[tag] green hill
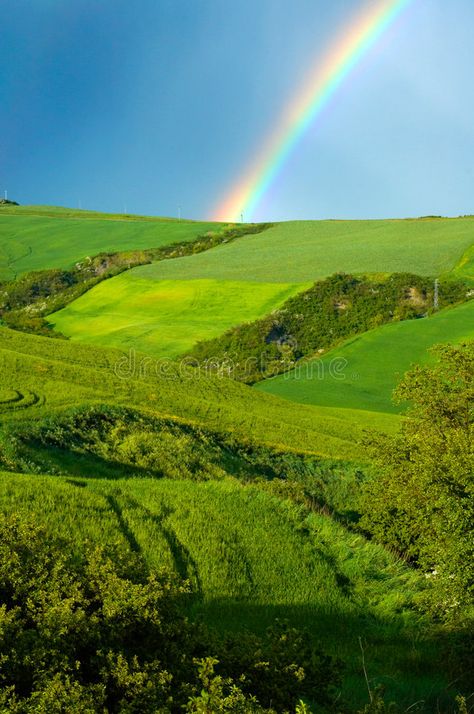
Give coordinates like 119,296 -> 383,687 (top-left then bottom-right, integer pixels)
1,206 -> 472,710
46,216 -> 474,361
108,217 -> 474,283
257,299 -> 474,413
0,205 -> 220,280
0,469 -> 441,706
0,326 -> 399,459
51,277 -> 309,358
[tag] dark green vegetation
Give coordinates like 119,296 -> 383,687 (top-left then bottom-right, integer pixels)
186,273 -> 469,383
0,207 -> 473,712
361,344 -> 474,619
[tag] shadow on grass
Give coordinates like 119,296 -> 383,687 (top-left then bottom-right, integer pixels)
190,600 -> 461,712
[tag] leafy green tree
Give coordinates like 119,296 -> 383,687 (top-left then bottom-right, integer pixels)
361,342 -> 474,615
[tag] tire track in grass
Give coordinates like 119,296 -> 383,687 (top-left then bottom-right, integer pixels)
0,388 -> 43,413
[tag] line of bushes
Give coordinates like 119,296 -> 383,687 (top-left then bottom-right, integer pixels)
0,222 -> 272,337
185,272 -> 470,383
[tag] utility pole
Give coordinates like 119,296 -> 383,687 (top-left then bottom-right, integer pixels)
434,278 -> 439,311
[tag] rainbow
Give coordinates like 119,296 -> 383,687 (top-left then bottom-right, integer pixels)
213,0 -> 412,222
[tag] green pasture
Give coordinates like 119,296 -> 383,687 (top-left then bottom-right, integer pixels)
0,204 -> 193,221
126,217 -> 474,283
0,206 -> 219,280
0,326 -> 398,459
47,216 -> 474,364
50,277 -> 309,358
257,299 -> 474,413
0,470 -> 442,706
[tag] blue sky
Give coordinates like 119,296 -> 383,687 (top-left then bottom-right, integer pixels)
1,0 -> 473,221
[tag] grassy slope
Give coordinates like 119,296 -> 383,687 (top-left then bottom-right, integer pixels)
48,216 -> 474,360
257,299 -> 474,413
51,277 -> 310,358
116,217 -> 474,283
0,470 -> 440,706
0,326 -> 400,459
0,205 -> 220,280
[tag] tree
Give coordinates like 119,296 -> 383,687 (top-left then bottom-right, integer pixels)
361,342 -> 474,615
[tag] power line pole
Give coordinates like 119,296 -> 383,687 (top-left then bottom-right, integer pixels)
434,278 -> 439,311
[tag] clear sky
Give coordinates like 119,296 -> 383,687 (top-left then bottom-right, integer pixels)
1,0 -> 473,221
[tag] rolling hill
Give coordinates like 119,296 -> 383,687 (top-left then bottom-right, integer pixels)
0,325 -> 400,460
0,204 -> 220,280
50,277 -> 309,358
257,299 -> 474,413
46,216 -> 474,361
1,206 -> 473,710
99,217 -> 474,283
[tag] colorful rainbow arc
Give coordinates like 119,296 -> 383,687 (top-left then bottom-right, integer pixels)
213,0 -> 412,223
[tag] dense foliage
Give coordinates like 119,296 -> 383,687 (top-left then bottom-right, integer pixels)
360,343 -> 474,687
361,342 -> 473,611
0,222 -> 271,336
186,273 -> 468,382
0,513 -> 341,713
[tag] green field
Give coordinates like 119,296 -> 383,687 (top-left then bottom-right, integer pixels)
47,216 -> 474,361
51,277 -> 309,358
257,299 -> 474,413
1,206 -> 472,711
0,469 -> 441,706
0,325 -> 400,459
115,217 -> 474,284
0,205 -> 219,280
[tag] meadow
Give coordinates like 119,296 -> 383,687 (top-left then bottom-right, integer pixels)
0,206 -> 473,711
117,217 -> 474,283
0,469 -> 446,708
257,299 -> 474,413
46,215 -> 474,361
0,205 -> 220,280
51,277 -> 309,358
0,325 -> 398,460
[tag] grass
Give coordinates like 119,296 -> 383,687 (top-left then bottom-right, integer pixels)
122,217 -> 474,284
0,205 -> 221,280
0,469 -> 444,708
50,277 -> 309,358
257,299 -> 474,413
0,207 -> 468,710
45,216 -> 474,361
0,204 -> 198,221
0,325 -> 400,459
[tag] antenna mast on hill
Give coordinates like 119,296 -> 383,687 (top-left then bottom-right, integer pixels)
434,278 -> 439,310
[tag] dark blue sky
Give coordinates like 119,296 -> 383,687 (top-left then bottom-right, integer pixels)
1,0 -> 473,220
